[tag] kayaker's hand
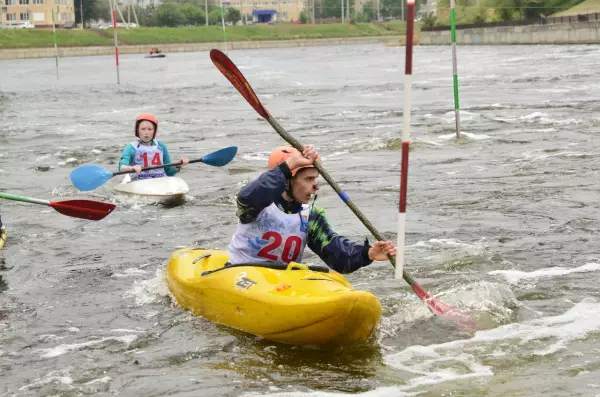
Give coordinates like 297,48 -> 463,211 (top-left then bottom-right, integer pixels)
180,157 -> 189,166
132,165 -> 142,174
286,145 -> 318,170
368,241 -> 396,261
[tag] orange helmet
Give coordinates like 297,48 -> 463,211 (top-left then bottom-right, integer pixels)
267,146 -> 321,177
135,113 -> 158,137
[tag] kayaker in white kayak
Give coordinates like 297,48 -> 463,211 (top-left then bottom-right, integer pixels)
227,145 -> 396,273
118,114 -> 189,180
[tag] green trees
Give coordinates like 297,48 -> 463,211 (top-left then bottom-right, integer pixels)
208,8 -> 224,25
179,3 -> 207,25
155,3 -> 186,27
226,7 -> 242,24
432,0 -> 586,26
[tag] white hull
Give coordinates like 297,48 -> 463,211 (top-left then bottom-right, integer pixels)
114,176 -> 189,199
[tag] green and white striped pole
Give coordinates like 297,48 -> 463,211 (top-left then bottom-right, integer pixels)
51,8 -> 59,80
450,0 -> 460,138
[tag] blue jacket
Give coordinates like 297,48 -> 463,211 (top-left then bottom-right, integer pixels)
118,140 -> 177,176
235,163 -> 373,274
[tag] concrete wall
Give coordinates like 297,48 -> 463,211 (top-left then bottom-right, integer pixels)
0,35 -> 403,60
421,21 -> 600,45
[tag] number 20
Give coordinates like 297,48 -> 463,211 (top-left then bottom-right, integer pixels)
257,231 -> 302,263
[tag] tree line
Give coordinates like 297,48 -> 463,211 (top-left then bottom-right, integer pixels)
75,0 -> 242,27
425,0 -> 585,27
74,0 -> 586,28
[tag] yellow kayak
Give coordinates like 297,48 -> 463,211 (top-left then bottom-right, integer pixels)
166,248 -> 382,347
0,226 -> 6,249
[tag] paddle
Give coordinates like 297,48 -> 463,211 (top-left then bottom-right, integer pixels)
0,193 -> 116,221
70,146 -> 238,192
210,49 -> 475,328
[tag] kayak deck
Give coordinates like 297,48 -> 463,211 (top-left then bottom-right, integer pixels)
114,176 -> 189,198
167,248 -> 382,347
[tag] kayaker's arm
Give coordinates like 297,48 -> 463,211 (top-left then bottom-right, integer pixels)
236,164 -> 290,224
118,144 -> 136,171
158,141 -> 177,176
307,207 -> 373,274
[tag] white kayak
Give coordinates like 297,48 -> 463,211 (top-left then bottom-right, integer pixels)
115,175 -> 189,200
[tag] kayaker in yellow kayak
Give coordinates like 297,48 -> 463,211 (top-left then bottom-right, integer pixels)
118,114 -> 189,180
0,216 -> 6,249
227,145 -> 396,273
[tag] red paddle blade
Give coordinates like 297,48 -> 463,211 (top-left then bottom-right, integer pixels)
50,200 -> 116,221
210,49 -> 270,120
411,282 -> 479,331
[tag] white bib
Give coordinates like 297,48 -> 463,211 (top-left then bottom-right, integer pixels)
227,202 -> 309,265
131,140 -> 165,180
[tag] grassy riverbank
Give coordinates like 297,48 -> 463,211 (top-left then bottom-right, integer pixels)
0,22 -> 408,49
552,0 -> 600,16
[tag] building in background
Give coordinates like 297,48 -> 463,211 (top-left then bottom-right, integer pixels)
1,0 -> 75,27
228,0 -> 305,23
417,0 -> 437,18
133,0 -> 161,8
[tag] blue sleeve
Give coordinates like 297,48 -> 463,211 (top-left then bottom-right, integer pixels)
158,141 -> 176,176
307,206 -> 373,274
236,164 -> 289,224
118,144 -> 136,171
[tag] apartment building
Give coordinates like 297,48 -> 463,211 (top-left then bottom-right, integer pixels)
1,0 -> 75,27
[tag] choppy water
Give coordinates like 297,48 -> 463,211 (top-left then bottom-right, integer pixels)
2,44 -> 600,396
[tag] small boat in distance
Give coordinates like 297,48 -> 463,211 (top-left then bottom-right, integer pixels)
145,48 -> 166,58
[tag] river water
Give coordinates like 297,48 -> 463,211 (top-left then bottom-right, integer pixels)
1,43 -> 600,396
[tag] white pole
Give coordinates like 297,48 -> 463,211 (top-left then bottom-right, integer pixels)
132,2 -> 139,26
450,0 -> 461,138
51,7 -> 59,80
205,0 -> 208,26
395,0 -> 415,280
111,0 -> 120,85
79,0 -> 83,29
220,0 -> 227,51
401,0 -> 404,21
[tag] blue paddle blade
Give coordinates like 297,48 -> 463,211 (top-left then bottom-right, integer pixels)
70,165 -> 114,191
201,146 -> 238,167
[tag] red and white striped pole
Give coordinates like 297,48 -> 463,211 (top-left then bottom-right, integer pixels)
395,0 -> 415,280
111,0 -> 120,85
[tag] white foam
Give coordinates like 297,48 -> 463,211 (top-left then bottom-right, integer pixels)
497,112 -> 583,126
19,369 -> 74,390
35,154 -> 51,162
240,386 -> 411,397
110,328 -> 145,333
40,335 -> 137,358
444,109 -> 479,119
488,262 -> 600,284
385,299 -> 600,390
83,376 -> 112,385
436,281 -> 519,315
438,131 -> 491,141
410,238 -> 485,256
241,152 -> 270,162
520,111 -> 547,120
125,266 -> 170,306
112,268 -> 149,278
519,149 -> 593,162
